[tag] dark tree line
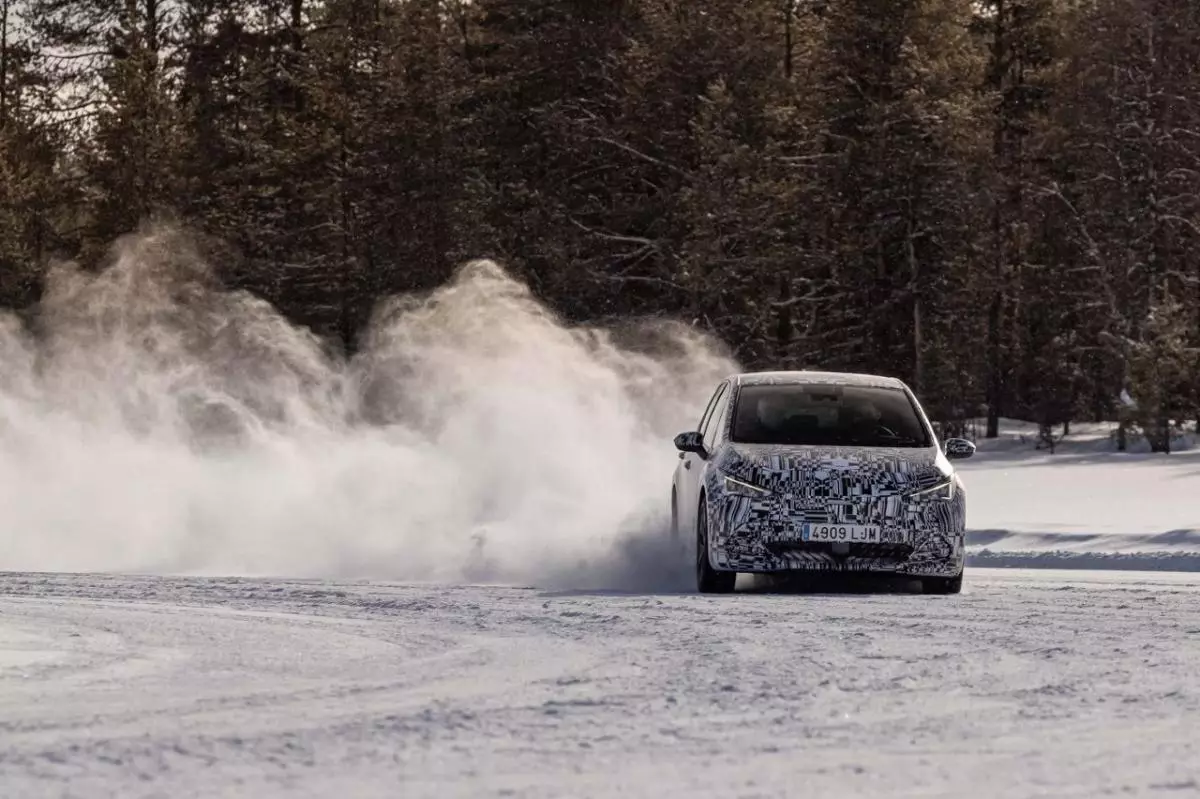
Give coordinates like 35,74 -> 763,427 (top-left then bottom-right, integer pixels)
1,0 -> 1197,448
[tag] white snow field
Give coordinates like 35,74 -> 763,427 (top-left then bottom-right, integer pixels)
1,570 -> 1198,799
959,419 -> 1200,571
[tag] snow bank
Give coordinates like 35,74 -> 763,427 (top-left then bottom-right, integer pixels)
960,418 -> 1200,571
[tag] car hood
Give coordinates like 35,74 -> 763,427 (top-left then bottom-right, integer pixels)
714,442 -> 952,498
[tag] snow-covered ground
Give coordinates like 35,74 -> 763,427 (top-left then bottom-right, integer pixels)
1,570 -> 1197,798
1,424 -> 1198,797
958,419 -> 1200,571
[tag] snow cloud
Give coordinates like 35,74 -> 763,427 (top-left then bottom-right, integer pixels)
0,227 -> 736,590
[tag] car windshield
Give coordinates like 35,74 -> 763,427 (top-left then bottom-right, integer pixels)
729,383 -> 932,448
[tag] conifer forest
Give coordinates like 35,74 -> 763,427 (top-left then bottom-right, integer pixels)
1,0 -> 1197,446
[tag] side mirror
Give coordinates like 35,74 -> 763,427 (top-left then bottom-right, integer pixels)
673,431 -> 706,456
943,438 -> 976,460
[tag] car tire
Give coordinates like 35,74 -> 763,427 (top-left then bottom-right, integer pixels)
923,572 -> 963,594
696,497 -> 736,594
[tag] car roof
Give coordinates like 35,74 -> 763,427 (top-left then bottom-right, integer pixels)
729,370 -> 908,390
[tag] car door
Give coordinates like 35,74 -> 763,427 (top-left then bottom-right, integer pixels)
675,381 -> 728,534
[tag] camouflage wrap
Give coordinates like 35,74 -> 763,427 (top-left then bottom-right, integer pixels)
701,443 -> 966,578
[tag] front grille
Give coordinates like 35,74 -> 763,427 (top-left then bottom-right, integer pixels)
764,541 -> 914,560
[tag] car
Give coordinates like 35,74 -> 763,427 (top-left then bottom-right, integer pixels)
669,370 -> 975,594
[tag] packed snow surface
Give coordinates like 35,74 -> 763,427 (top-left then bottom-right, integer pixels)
1,570 -> 1197,798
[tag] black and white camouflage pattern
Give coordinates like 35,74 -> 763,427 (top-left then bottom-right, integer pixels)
695,371 -> 966,578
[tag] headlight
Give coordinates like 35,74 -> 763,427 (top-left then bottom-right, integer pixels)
906,478 -> 955,501
721,473 -> 771,498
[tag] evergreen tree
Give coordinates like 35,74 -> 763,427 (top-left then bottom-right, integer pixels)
0,0 -> 1196,443
975,0 -> 1061,436
812,0 -> 985,403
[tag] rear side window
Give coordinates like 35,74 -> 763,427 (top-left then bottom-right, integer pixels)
729,384 -> 931,448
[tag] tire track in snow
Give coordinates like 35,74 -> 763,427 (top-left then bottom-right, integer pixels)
0,570 -> 1197,798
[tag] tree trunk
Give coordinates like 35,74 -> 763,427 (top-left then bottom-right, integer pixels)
144,0 -> 158,53
1147,414 -> 1170,454
984,0 -> 1008,440
907,218 -> 922,393
775,272 -> 791,361
0,0 -> 9,131
291,0 -> 305,112
986,292 -> 1002,437
783,0 -> 794,80
339,124 -> 352,352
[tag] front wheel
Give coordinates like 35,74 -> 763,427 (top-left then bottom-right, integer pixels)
696,498 -> 736,594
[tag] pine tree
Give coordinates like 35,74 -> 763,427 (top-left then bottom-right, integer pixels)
1046,0 -> 1200,434
1125,292 -> 1198,452
452,0 -> 647,321
811,0 -> 985,404
28,0 -> 182,257
974,0 -> 1060,436
0,0 -> 64,306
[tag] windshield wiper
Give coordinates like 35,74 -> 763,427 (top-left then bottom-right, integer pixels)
874,434 -> 923,446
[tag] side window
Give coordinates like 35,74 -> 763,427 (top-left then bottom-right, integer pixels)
701,383 -> 730,451
695,383 -> 725,434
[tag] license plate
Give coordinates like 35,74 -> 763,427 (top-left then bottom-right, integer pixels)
801,523 -> 881,543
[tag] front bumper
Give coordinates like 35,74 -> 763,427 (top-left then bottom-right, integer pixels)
705,494 -> 965,578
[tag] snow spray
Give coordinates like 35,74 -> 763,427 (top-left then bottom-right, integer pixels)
0,226 -> 736,589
